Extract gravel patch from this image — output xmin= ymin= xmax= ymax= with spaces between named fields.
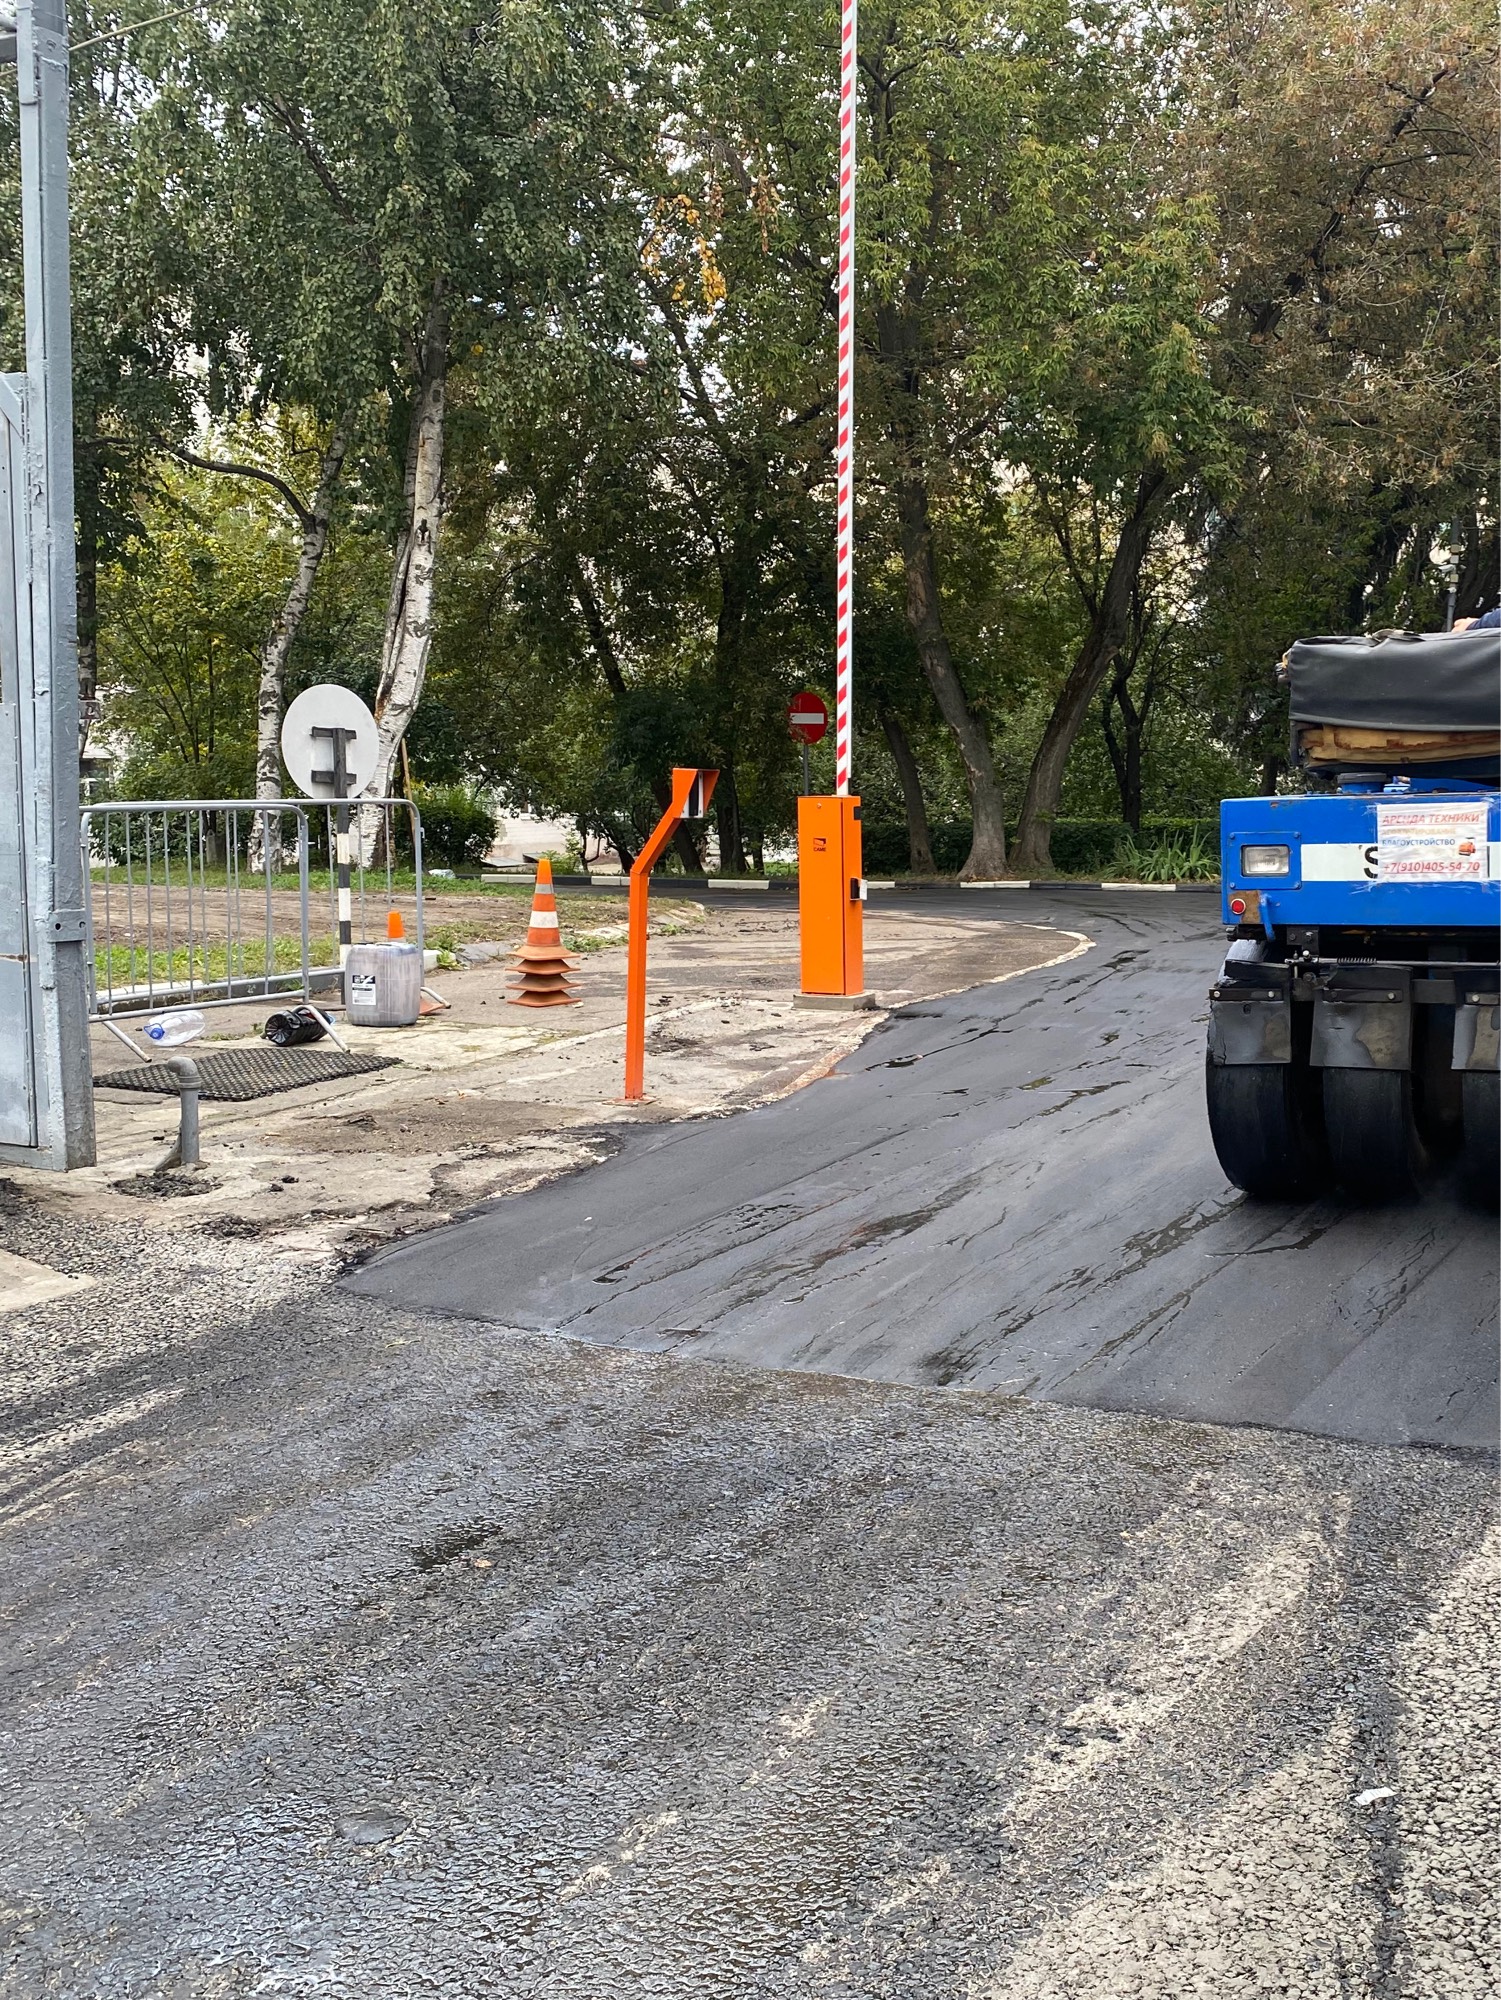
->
xmin=0 ymin=1191 xmax=1493 ymax=1999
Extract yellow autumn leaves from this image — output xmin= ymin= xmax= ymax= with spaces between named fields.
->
xmin=642 ymin=190 xmax=727 ymax=310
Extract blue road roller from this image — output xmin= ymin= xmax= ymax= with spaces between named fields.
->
xmin=1206 ymin=628 xmax=1499 ymax=1203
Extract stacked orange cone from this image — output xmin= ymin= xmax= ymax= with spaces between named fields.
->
xmin=507 ymin=857 xmax=580 ymax=1008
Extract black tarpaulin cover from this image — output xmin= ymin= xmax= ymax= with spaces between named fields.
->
xmin=1287 ymin=630 xmax=1501 ymax=731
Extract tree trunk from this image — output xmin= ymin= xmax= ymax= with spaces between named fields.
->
xmin=714 ymin=765 xmax=747 ymax=875
xmin=367 ymin=288 xmax=448 ymax=845
xmin=569 ymin=553 xmax=704 ymax=875
xmin=707 ymin=520 xmax=759 ymax=878
xmin=877 ymin=301 xmax=1007 ymax=879
xmin=1012 ymin=471 xmax=1170 ymax=874
xmin=1455 ymin=512 xmax=1497 ymax=621
xmin=248 ymin=414 xmax=352 ymax=869
xmin=880 ymin=708 xmax=935 ymax=874
xmin=1101 ymin=660 xmax=1144 ymax=835
xmin=1123 ymin=711 xmax=1142 ymax=835
xmin=893 ymin=469 xmax=1008 ymax=877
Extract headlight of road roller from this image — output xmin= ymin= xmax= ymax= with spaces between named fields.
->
xmin=1240 ymin=844 xmax=1290 ymax=876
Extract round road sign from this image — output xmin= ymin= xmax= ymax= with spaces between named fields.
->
xmin=788 ymin=691 xmax=829 ymax=743
xmin=280 ymin=684 xmax=380 ymax=799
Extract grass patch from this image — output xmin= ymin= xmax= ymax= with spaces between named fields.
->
xmin=91 ymin=891 xmax=701 ymax=988
xmin=94 ymin=934 xmax=334 ymax=992
xmin=88 ymin=864 xmax=542 ymax=898
xmin=1107 ymin=830 xmax=1220 ymax=883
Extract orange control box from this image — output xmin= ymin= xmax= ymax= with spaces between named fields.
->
xmin=798 ymin=795 xmax=865 ymax=995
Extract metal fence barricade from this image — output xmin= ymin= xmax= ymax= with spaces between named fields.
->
xmin=81 ymin=797 xmax=424 ymax=1021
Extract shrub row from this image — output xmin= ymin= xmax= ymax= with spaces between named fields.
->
xmin=861 ymin=817 xmax=1220 ymax=877
xmin=396 ymin=787 xmax=497 ymax=870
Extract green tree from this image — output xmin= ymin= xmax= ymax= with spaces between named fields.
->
xmin=97 ymin=468 xmax=290 ymax=798
xmin=190 ymin=0 xmax=648 ymax=814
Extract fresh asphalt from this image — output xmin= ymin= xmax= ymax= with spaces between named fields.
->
xmin=347 ymin=888 xmax=1499 ymax=1454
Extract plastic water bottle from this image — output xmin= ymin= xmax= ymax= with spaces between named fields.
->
xmin=143 ymin=1009 xmax=205 ymax=1046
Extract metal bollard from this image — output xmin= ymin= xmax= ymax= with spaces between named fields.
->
xmin=165 ymin=1054 xmax=202 ymax=1170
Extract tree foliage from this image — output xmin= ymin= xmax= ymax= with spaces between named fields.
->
xmin=14 ymin=0 xmax=1493 ymax=870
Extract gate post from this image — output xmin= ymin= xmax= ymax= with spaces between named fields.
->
xmin=0 ymin=0 xmax=95 ymax=1167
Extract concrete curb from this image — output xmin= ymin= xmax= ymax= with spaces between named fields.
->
xmin=792 ymin=991 xmax=881 ymax=1012
xmin=953 ymin=879 xmax=1220 ymax=895
xmin=584 ymin=875 xmax=1222 ymax=897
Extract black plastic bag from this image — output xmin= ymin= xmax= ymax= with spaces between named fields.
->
xmin=263 ymin=1006 xmax=328 ymax=1047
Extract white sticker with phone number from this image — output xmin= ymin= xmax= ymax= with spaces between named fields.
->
xmin=1376 ymin=802 xmax=1490 ymax=884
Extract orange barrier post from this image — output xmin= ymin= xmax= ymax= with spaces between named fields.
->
xmin=799 ymin=795 xmax=865 ymax=997
xmin=624 ymin=767 xmax=717 ymax=1100
xmin=793 ymin=0 xmax=865 ymax=1003
xmin=507 ymin=857 xmax=580 ymax=1008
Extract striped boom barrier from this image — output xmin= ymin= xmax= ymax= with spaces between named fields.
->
xmin=834 ymin=0 xmax=856 ymax=796
xmin=793 ymin=1 xmax=864 ymax=1002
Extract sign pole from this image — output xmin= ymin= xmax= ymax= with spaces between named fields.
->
xmin=311 ymin=726 xmax=356 ymax=964
xmin=788 ymin=691 xmax=829 ymax=787
xmin=624 ymin=768 xmax=717 ymax=1101
xmin=834 ymin=0 xmax=857 ymax=795
xmin=280 ymin=684 xmax=380 ymax=974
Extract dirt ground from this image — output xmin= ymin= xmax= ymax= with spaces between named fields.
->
xmin=48 ymin=896 xmax=1085 ymax=1260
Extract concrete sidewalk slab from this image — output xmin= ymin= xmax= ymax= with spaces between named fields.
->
xmin=0 ymin=1247 xmax=94 ymax=1312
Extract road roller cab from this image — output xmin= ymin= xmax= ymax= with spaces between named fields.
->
xmin=1205 ymin=629 xmax=1500 ymax=1204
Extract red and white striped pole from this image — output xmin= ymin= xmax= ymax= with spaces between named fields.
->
xmin=834 ymin=0 xmax=856 ymax=796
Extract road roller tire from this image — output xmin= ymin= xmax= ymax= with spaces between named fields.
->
xmin=1206 ymin=1056 xmax=1327 ymax=1201
xmin=1460 ymin=1071 xmax=1499 ymax=1210
xmin=1322 ymin=1068 xmax=1427 ymax=1202
xmin=1412 ymin=1004 xmax=1463 ymax=1155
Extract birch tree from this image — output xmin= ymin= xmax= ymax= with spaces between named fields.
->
xmin=169 ymin=415 xmax=354 ymax=861
xmin=194 ymin=0 xmax=635 ymax=843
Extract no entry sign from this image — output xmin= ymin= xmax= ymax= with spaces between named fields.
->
xmin=788 ymin=692 xmax=829 ymax=743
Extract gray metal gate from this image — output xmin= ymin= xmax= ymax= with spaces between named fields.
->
xmin=0 ymin=364 xmax=92 ymax=1168
xmin=0 ymin=2 xmax=97 ymax=1170
xmin=0 ymin=376 xmax=34 ymax=1149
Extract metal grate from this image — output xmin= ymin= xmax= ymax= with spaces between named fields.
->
xmin=94 ymin=1046 xmax=400 ymax=1103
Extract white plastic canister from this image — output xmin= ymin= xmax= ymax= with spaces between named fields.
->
xmin=343 ymin=940 xmax=423 ymax=1027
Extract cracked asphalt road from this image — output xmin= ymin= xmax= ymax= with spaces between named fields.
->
xmin=2 ymin=890 xmax=1495 ymax=1998
xmin=351 ymin=890 xmax=1499 ymax=1452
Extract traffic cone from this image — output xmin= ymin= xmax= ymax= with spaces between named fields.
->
xmin=507 ymin=857 xmax=580 ymax=1008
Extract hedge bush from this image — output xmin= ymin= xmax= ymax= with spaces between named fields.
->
xmin=400 ymin=786 xmax=497 ymax=870
xmin=861 ymin=816 xmax=1220 ymax=877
